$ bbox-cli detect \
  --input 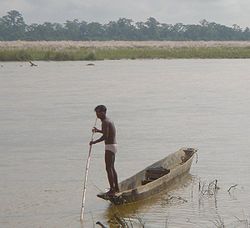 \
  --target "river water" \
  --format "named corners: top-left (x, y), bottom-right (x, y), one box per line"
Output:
top-left (0, 59), bottom-right (250, 227)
